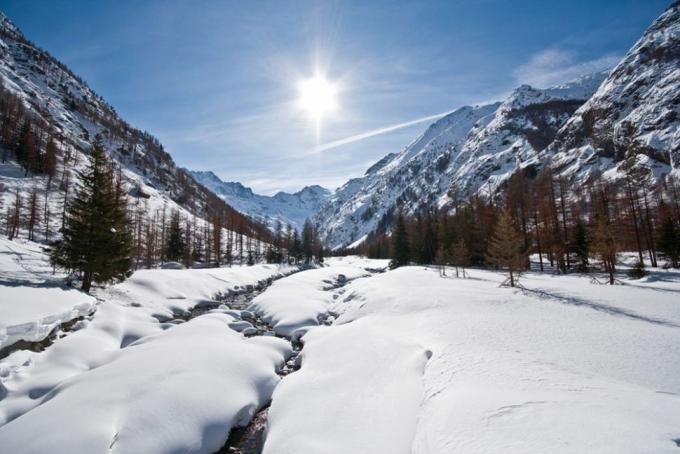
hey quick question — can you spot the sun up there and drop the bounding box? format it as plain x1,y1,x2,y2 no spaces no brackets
297,74,339,123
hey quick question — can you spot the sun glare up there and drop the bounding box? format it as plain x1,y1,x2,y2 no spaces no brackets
297,74,339,124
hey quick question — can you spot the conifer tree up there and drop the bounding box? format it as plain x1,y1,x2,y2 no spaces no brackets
51,137,132,292
390,210,410,269
165,210,186,262
486,210,525,287
657,217,680,268
301,220,322,265
571,219,589,272
26,188,39,241
290,228,302,264
44,137,58,186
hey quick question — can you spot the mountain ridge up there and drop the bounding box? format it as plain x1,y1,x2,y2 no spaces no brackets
189,170,330,231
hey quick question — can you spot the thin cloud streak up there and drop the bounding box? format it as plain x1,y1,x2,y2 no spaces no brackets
310,110,454,154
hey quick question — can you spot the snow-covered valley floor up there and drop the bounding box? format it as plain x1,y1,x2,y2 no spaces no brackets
1,242,680,453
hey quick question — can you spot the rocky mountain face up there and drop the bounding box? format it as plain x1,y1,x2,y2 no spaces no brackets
189,170,330,231
313,3,679,249
313,73,607,249
544,1,680,184
0,13,265,238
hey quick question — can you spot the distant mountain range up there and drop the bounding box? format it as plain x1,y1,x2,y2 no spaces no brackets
189,170,330,231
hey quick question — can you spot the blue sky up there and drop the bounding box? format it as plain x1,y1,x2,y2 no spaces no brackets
2,0,670,194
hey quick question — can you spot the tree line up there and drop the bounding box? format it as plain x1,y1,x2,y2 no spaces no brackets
264,219,325,266
355,160,680,286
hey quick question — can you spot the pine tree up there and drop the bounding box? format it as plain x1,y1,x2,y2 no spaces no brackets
51,137,132,292
486,210,526,287
390,210,410,269
571,219,589,272
290,228,302,264
44,137,58,186
26,188,39,241
657,217,680,268
302,220,317,265
165,210,186,262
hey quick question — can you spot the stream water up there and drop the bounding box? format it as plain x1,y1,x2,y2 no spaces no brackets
181,275,304,454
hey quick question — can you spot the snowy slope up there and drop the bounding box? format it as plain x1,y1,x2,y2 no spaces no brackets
545,1,680,185
314,73,606,249
0,13,265,241
264,265,680,453
315,3,679,249
190,170,330,231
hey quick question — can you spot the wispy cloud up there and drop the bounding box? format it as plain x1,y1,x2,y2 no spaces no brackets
309,110,453,154
513,48,620,88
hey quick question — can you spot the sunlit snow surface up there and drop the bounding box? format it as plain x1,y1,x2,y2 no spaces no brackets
264,264,680,453
0,238,299,453
2,244,680,453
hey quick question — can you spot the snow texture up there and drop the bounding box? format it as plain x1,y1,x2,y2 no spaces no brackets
0,237,96,350
248,256,385,337
0,238,296,453
264,265,680,453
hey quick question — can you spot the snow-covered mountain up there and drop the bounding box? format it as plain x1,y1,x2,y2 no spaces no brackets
190,170,330,231
544,1,680,184
313,73,607,249
0,13,266,239
314,2,680,249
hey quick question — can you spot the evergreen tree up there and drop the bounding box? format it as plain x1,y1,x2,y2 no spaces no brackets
486,210,526,287
51,137,132,292
44,137,58,186
290,228,302,264
390,210,410,269
302,220,318,265
165,210,186,262
657,217,680,268
571,219,589,272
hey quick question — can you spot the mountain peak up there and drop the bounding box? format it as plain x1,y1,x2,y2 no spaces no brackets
189,170,329,230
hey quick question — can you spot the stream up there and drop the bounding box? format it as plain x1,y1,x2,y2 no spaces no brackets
173,273,306,454
0,266,377,454
186,270,369,454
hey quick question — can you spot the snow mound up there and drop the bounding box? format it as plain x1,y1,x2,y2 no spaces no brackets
0,313,291,454
0,238,96,350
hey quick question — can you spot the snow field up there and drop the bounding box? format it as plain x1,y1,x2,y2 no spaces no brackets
0,237,97,350
0,237,298,453
248,256,387,337
264,265,680,453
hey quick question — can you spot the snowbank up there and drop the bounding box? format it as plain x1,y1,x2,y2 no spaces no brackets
264,315,429,454
248,260,373,337
0,238,96,349
111,262,296,317
0,239,297,451
0,313,291,453
264,266,680,453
